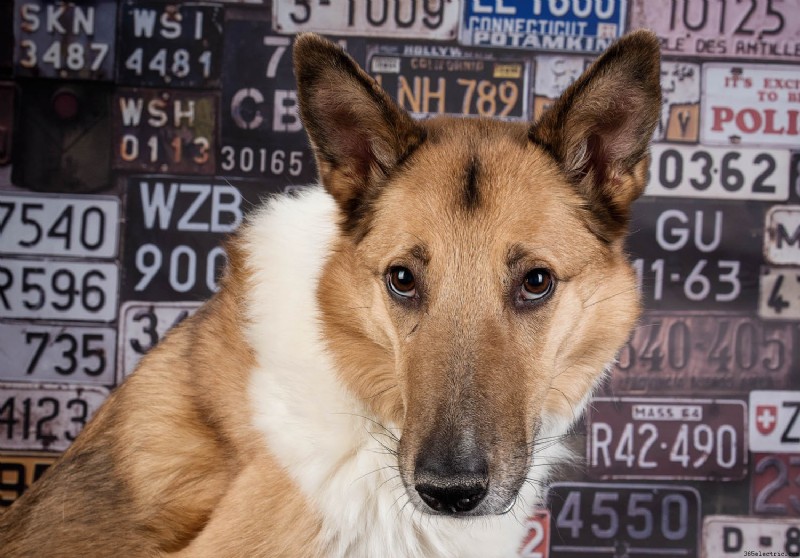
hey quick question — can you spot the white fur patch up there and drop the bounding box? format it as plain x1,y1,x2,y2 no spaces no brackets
243,186,573,557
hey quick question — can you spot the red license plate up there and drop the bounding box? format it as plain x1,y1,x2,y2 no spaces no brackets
751,453,800,517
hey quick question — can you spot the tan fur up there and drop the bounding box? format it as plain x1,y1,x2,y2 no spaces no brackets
0,31,660,555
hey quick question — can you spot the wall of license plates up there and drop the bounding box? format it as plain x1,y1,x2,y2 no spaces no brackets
0,0,798,555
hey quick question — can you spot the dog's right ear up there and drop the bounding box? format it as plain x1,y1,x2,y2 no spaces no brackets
294,34,425,228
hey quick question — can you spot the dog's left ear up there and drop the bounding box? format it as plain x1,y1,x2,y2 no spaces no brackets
294,33,425,227
530,30,661,239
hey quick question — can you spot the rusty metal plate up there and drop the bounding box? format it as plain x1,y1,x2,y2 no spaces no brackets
14,0,118,80
116,1,224,88
112,88,218,175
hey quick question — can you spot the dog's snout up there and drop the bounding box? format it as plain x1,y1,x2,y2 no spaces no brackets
414,451,488,514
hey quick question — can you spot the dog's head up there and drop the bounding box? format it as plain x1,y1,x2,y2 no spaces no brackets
294,33,660,517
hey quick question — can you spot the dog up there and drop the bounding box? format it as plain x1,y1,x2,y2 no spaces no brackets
0,31,661,557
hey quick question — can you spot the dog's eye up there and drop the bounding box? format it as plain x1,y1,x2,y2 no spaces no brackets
520,269,553,301
387,267,416,298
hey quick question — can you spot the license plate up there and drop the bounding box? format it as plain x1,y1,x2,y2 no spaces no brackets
548,482,700,558
273,0,460,40
519,510,550,558
0,258,118,322
587,397,747,480
460,0,625,51
631,0,800,63
0,384,107,451
702,515,800,557
611,313,794,395
702,64,799,148
765,205,800,265
0,82,13,165
218,17,317,183
645,145,790,201
0,322,116,386
14,0,117,80
0,453,56,507
656,61,701,143
759,266,800,320
368,43,530,119
0,192,120,258
752,453,800,516
532,54,590,121
121,176,263,301
116,1,223,88
118,301,200,379
629,199,761,312
112,88,217,174
749,390,800,453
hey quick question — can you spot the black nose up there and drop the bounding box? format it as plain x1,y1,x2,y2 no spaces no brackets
414,453,489,514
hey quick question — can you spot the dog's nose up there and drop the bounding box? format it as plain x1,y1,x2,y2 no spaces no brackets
414,453,488,514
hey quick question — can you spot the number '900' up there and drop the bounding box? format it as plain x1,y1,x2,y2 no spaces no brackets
135,243,226,294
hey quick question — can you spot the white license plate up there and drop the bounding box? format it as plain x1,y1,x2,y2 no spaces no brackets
273,0,461,40
749,390,800,454
702,515,800,557
0,383,108,451
118,301,200,379
0,322,116,386
646,145,789,201
759,266,800,320
765,206,800,265
0,192,120,258
0,258,119,322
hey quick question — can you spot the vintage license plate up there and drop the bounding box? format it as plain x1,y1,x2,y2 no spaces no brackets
519,510,550,558
368,43,530,119
645,145,790,201
656,61,701,143
0,322,116,386
116,1,223,88
702,64,799,148
219,16,317,183
752,453,800,517
759,266,800,320
14,0,117,80
765,205,800,265
629,199,762,312
0,192,119,259
118,301,200,379
587,397,747,480
749,390,800,453
0,384,107,452
460,0,625,51
0,258,118,322
122,176,263,301
0,453,56,507
548,482,700,558
113,88,217,174
631,0,800,62
611,313,794,395
702,515,800,557
531,54,589,121
273,0,460,40
0,82,13,165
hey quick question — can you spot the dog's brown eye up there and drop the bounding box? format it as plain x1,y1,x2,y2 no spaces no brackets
387,267,416,298
520,269,553,301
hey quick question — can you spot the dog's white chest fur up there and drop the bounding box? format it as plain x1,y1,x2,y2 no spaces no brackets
243,187,560,557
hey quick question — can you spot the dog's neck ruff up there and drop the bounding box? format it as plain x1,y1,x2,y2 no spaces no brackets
243,186,567,557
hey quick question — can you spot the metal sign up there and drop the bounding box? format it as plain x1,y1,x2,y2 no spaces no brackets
548,482,700,558
460,0,625,52
116,1,224,88
0,383,108,452
519,510,550,558
702,64,800,148
531,54,588,121
273,0,461,40
759,266,800,320
0,453,56,508
112,88,218,175
702,515,800,557
14,0,118,80
657,62,701,143
749,390,800,453
751,453,800,517
121,176,268,301
367,43,530,119
610,313,795,395
631,0,800,63
587,397,747,481
764,205,800,265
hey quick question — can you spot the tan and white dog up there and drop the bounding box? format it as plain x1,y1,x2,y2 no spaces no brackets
0,31,661,557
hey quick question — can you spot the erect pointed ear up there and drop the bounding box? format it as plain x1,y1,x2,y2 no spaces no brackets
293,34,426,229
529,30,661,239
